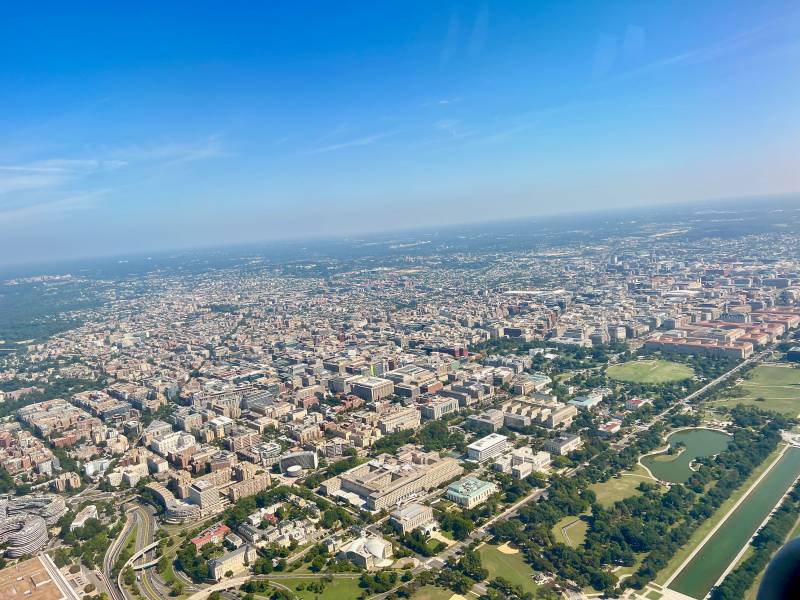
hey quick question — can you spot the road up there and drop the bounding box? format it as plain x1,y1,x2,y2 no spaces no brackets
101,509,136,600
683,348,772,404
129,505,163,600
103,503,161,600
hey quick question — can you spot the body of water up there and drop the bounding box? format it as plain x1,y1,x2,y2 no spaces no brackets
642,428,731,483
670,446,800,599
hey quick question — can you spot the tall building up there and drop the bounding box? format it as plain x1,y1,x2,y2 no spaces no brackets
189,480,221,510
544,433,582,455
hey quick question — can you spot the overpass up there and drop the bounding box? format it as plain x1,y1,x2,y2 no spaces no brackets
127,541,160,570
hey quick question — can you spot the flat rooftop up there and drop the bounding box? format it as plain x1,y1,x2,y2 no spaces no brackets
467,433,508,450
0,556,78,600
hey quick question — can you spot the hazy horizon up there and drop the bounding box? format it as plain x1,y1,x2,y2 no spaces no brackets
3,2,800,264
2,192,799,274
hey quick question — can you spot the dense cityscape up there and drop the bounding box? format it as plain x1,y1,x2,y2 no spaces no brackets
1,204,800,600
4,0,800,598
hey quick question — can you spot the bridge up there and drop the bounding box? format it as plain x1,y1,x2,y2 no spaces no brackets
127,541,160,571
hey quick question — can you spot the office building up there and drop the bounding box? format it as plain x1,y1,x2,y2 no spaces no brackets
321,447,463,511
544,433,583,455
389,503,434,534
467,433,509,462
350,376,395,402
419,396,459,420
378,406,421,434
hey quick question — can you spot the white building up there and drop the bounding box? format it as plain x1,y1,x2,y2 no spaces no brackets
511,447,551,472
467,433,509,462
389,503,434,534
70,505,98,531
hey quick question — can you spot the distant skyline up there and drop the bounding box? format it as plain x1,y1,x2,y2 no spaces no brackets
2,1,800,264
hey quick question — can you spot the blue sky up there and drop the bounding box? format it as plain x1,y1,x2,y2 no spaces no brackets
2,1,800,264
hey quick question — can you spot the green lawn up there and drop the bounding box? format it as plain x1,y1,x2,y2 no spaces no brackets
655,444,784,585
264,577,363,600
710,365,800,416
613,553,645,580
158,557,177,586
552,515,588,547
589,473,658,507
413,586,457,600
629,463,656,477
477,543,539,594
606,359,695,384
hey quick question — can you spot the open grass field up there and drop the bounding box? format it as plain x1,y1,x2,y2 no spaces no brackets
606,359,695,384
710,364,800,416
477,543,539,594
589,472,660,507
264,577,362,600
655,444,784,585
412,586,459,600
552,515,588,547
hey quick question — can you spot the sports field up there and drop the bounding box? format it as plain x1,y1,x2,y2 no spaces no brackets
606,359,695,384
710,365,800,416
477,543,539,594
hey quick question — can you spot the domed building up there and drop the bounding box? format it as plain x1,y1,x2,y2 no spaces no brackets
339,533,394,570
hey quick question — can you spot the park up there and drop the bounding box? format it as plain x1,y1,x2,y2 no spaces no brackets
606,359,695,384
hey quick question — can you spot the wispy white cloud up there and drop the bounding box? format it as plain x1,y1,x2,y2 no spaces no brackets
0,134,229,230
422,97,463,108
625,21,781,78
110,135,231,166
303,131,399,155
440,13,460,67
0,159,124,194
0,189,108,224
475,99,602,145
320,123,351,140
480,121,539,144
469,6,489,58
0,135,228,196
